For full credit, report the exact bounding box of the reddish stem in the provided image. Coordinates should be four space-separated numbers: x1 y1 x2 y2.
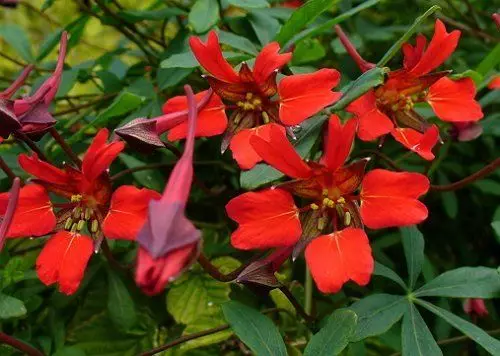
431 157 500 192
334 25 375 73
0 178 21 250
0 332 44 356
494 13 500 29
1 64 34 98
0 157 17 182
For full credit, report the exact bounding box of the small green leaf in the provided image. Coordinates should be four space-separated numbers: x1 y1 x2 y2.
0 24 33 62
249 10 281 46
304 309 357 356
161 51 248 69
41 0 56 11
377 5 441 67
107 270 137 332
157 68 192 90
474 179 500 196
118 154 164 191
476 43 500 76
416 299 500 355
0 293 27 319
414 267 500 298
240 115 327 190
401 226 425 290
218 30 259 55
350 294 406 342
274 0 336 46
222 301 287 356
402 303 442 356
292 38 326 64
227 0 269 8
189 0 220 34
328 67 388 112
373 262 407 290
119 8 185 23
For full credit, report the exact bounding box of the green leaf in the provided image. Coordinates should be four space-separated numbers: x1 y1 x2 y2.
37 29 64 62
118 154 164 191
179 316 232 352
350 294 406 342
53 347 86 356
167 271 231 325
222 301 287 356
401 226 425 290
283 0 381 49
476 43 500 76
373 262 407 290
0 293 27 319
474 179 500 196
227 0 269 8
415 299 500 355
189 0 220 34
414 267 500 298
377 5 440 67
274 0 336 46
218 30 259 55
119 8 185 23
0 25 33 62
107 270 137 332
157 68 192 90
328 67 388 112
41 0 56 11
240 114 327 190
292 38 326 64
437 173 458 218
249 10 281 46
304 309 357 356
402 303 442 356
161 51 248 69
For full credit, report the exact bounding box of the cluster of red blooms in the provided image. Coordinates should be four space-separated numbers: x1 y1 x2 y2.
0 19 487 296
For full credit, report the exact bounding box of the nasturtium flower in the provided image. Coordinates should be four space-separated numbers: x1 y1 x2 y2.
0 129 160 294
135 85 202 296
182 30 341 169
464 298 489 318
226 115 430 293
345 20 483 160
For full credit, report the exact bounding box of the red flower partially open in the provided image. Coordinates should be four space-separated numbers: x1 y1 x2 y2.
226 116 429 293
344 20 483 159
178 31 341 169
0 129 159 295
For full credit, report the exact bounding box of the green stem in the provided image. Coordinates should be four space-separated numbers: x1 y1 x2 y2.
304 267 313 315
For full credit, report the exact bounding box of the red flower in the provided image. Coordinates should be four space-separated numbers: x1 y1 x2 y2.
391 125 439 160
281 0 302 8
226 116 429 293
0 178 21 250
0 129 160 294
345 20 483 157
179 31 341 169
135 85 202 296
488 75 500 90
450 121 483 142
464 298 488 318
493 13 500 29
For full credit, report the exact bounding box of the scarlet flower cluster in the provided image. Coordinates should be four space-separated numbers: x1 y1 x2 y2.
0 19 486 296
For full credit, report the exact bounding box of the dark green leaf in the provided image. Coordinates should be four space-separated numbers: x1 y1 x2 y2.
119 8 185 23
218 30 259 55
292 38 326 64
0 293 27 319
274 0 335 46
41 0 56 11
401 226 425 290
118 154 164 191
474 179 500 196
414 267 500 298
157 68 193 90
373 262 407 290
227 0 269 8
416 299 500 355
328 67 388 112
476 43 500 76
377 5 440 67
350 294 406 341
107 270 137 332
222 301 287 356
53 347 86 356
240 115 327 190
304 309 357 355
249 10 281 46
189 0 220 34
401 303 442 356
0 24 33 62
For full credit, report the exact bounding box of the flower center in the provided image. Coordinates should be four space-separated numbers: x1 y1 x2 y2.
236 92 263 112
308 190 353 230
64 194 100 234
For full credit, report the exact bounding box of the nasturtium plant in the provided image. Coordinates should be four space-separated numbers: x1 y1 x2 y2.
0 0 499 355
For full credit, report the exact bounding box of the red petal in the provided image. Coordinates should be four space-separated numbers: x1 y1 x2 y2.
249 124 313 179
360 169 430 229
305 228 373 293
226 189 302 250
19 153 70 185
102 186 161 240
135 243 199 296
36 231 93 295
427 77 483 122
253 42 292 85
409 19 461 76
322 115 357 171
488 75 500 90
402 34 427 71
0 184 55 238
82 128 125 181
391 126 439 161
346 91 393 141
278 69 341 125
166 94 227 141
189 31 240 84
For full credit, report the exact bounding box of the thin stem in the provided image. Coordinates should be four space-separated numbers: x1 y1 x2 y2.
0 157 17 182
279 286 315 323
14 132 48 161
1 64 34 98
431 157 500 192
48 127 82 168
197 253 250 282
304 267 313 315
334 25 375 72
0 332 44 356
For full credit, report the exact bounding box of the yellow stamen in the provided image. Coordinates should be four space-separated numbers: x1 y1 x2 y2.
77 220 85 231
91 219 99 233
245 92 253 100
310 203 319 210
344 212 352 226
337 197 346 204
73 207 82 219
71 194 83 203
317 217 326 230
322 189 329 196
64 217 73 230
262 111 270 124
327 200 335 208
